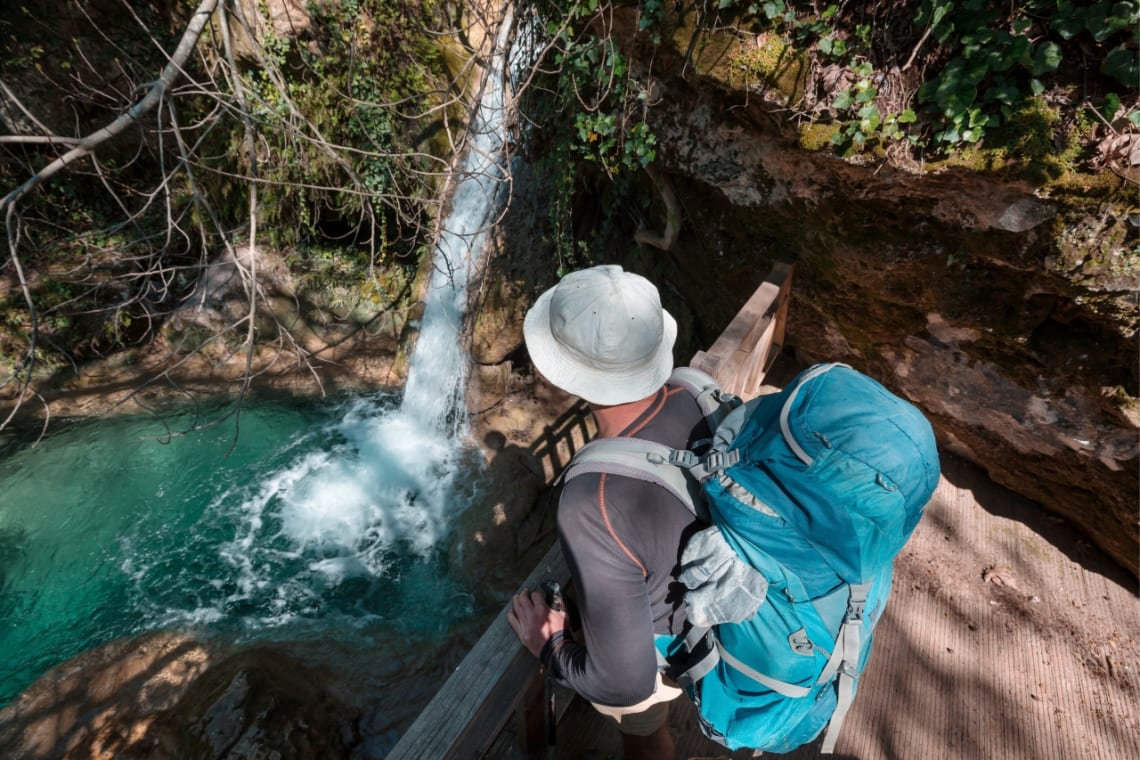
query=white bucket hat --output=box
[523,265,677,406]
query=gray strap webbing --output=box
[683,647,720,686]
[816,583,869,685]
[778,362,850,465]
[668,366,742,430]
[659,626,717,686]
[718,642,812,699]
[560,437,702,517]
[822,669,857,753]
[674,625,720,686]
[818,583,871,753]
[685,624,710,653]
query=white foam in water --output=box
[275,409,461,560]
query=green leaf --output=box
[855,83,878,103]
[897,109,917,123]
[989,83,1020,105]
[833,88,854,110]
[1052,10,1084,40]
[1030,42,1063,76]
[1102,44,1140,87]
[1029,78,1046,95]
[859,112,881,132]
[932,3,951,26]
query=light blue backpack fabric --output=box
[561,362,941,753]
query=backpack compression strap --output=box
[818,582,871,753]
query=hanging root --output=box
[634,164,681,251]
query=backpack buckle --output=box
[847,583,870,622]
[668,450,700,468]
[788,629,814,655]
[702,450,740,473]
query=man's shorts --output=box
[589,673,684,736]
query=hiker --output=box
[507,264,704,759]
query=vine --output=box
[523,0,661,263]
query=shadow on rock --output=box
[0,631,361,759]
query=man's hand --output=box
[507,589,567,659]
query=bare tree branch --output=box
[0,0,220,215]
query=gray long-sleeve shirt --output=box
[542,382,710,706]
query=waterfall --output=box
[401,12,514,433]
[265,13,517,572]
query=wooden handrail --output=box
[387,541,569,759]
[389,262,795,758]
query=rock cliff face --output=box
[471,10,1138,578]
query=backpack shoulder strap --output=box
[559,437,705,519]
[667,366,742,432]
[556,367,741,518]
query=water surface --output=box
[0,393,484,708]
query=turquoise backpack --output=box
[560,362,941,753]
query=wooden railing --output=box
[387,262,795,758]
[691,260,793,400]
[386,541,570,759]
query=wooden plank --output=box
[387,541,570,760]
[691,262,793,398]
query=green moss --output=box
[985,96,1069,182]
[798,122,841,152]
[741,36,809,104]
[923,97,1108,188]
[678,25,809,106]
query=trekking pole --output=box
[541,580,564,753]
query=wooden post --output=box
[516,667,547,753]
[690,261,794,399]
